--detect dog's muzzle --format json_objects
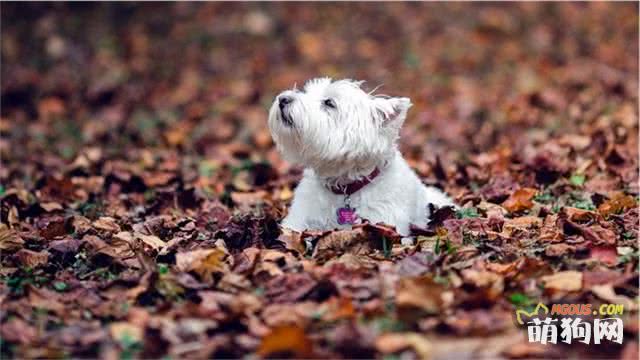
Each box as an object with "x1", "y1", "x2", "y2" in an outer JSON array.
[{"x1": 278, "y1": 95, "x2": 294, "y2": 126}]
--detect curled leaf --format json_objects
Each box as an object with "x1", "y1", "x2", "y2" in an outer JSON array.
[
  {"x1": 176, "y1": 247, "x2": 229, "y2": 282},
  {"x1": 598, "y1": 193, "x2": 637, "y2": 217},
  {"x1": 502, "y1": 188, "x2": 537, "y2": 213}
]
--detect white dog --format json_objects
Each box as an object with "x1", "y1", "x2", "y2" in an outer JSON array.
[{"x1": 268, "y1": 78, "x2": 454, "y2": 236}]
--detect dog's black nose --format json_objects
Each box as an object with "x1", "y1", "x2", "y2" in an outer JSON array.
[{"x1": 278, "y1": 95, "x2": 293, "y2": 109}]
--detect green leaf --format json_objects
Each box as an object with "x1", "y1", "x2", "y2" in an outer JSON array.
[
  {"x1": 404, "y1": 51, "x2": 420, "y2": 69},
  {"x1": 570, "y1": 174, "x2": 586, "y2": 187},
  {"x1": 533, "y1": 191, "x2": 553, "y2": 203},
  {"x1": 509, "y1": 292, "x2": 531, "y2": 306},
  {"x1": 198, "y1": 161, "x2": 217, "y2": 178},
  {"x1": 382, "y1": 237, "x2": 391, "y2": 258},
  {"x1": 53, "y1": 281, "x2": 68, "y2": 292},
  {"x1": 157, "y1": 263, "x2": 169, "y2": 275},
  {"x1": 456, "y1": 207, "x2": 479, "y2": 219},
  {"x1": 573, "y1": 198, "x2": 595, "y2": 211}
]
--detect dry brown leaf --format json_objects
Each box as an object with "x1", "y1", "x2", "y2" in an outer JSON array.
[
  {"x1": 477, "y1": 201, "x2": 507, "y2": 218},
  {"x1": 93, "y1": 217, "x2": 121, "y2": 233},
  {"x1": 545, "y1": 243, "x2": 574, "y2": 257},
  {"x1": 540, "y1": 270, "x2": 582, "y2": 292},
  {"x1": 27, "y1": 285, "x2": 65, "y2": 313},
  {"x1": 320, "y1": 297, "x2": 356, "y2": 321},
  {"x1": 501, "y1": 216, "x2": 542, "y2": 237},
  {"x1": 0, "y1": 224, "x2": 24, "y2": 251},
  {"x1": 7, "y1": 206, "x2": 19, "y2": 227},
  {"x1": 598, "y1": 193, "x2": 637, "y2": 217},
  {"x1": 14, "y1": 249, "x2": 49, "y2": 268},
  {"x1": 276, "y1": 228, "x2": 306, "y2": 254},
  {"x1": 396, "y1": 276, "x2": 447, "y2": 315},
  {"x1": 37, "y1": 215, "x2": 67, "y2": 240},
  {"x1": 582, "y1": 225, "x2": 617, "y2": 245},
  {"x1": 375, "y1": 332, "x2": 432, "y2": 359},
  {"x1": 312, "y1": 228, "x2": 376, "y2": 262},
  {"x1": 40, "y1": 202, "x2": 64, "y2": 212},
  {"x1": 502, "y1": 188, "x2": 537, "y2": 213},
  {"x1": 176, "y1": 247, "x2": 229, "y2": 282},
  {"x1": 84, "y1": 234, "x2": 135, "y2": 260},
  {"x1": 135, "y1": 233, "x2": 166, "y2": 251},
  {"x1": 257, "y1": 325, "x2": 313, "y2": 358},
  {"x1": 539, "y1": 214, "x2": 562, "y2": 242},
  {"x1": 562, "y1": 207, "x2": 599, "y2": 223},
  {"x1": 261, "y1": 303, "x2": 314, "y2": 327},
  {"x1": 461, "y1": 269, "x2": 504, "y2": 296}
]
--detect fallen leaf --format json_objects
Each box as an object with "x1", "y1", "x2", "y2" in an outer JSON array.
[
  {"x1": 175, "y1": 247, "x2": 229, "y2": 282},
  {"x1": 40, "y1": 202, "x2": 64, "y2": 212},
  {"x1": 540, "y1": 271, "x2": 582, "y2": 292},
  {"x1": 375, "y1": 332, "x2": 432, "y2": 359},
  {"x1": 84, "y1": 234, "x2": 135, "y2": 260},
  {"x1": 461, "y1": 269, "x2": 504, "y2": 294},
  {"x1": 589, "y1": 245, "x2": 618, "y2": 266},
  {"x1": 562, "y1": 207, "x2": 599, "y2": 223},
  {"x1": 581, "y1": 225, "x2": 617, "y2": 245},
  {"x1": 501, "y1": 216, "x2": 542, "y2": 237},
  {"x1": 135, "y1": 233, "x2": 166, "y2": 251},
  {"x1": 0, "y1": 224, "x2": 24, "y2": 251},
  {"x1": 49, "y1": 237, "x2": 82, "y2": 254},
  {"x1": 545, "y1": 243, "x2": 574, "y2": 257},
  {"x1": 93, "y1": 217, "x2": 121, "y2": 233},
  {"x1": 264, "y1": 272, "x2": 324, "y2": 303},
  {"x1": 276, "y1": 228, "x2": 306, "y2": 254},
  {"x1": 480, "y1": 176, "x2": 519, "y2": 203},
  {"x1": 539, "y1": 214, "x2": 562, "y2": 242},
  {"x1": 257, "y1": 325, "x2": 313, "y2": 358},
  {"x1": 0, "y1": 318, "x2": 38, "y2": 344},
  {"x1": 396, "y1": 276, "x2": 447, "y2": 315},
  {"x1": 396, "y1": 252, "x2": 435, "y2": 277},
  {"x1": 598, "y1": 193, "x2": 637, "y2": 217},
  {"x1": 312, "y1": 228, "x2": 372, "y2": 262},
  {"x1": 321, "y1": 297, "x2": 356, "y2": 321},
  {"x1": 14, "y1": 249, "x2": 49, "y2": 268},
  {"x1": 37, "y1": 215, "x2": 67, "y2": 240},
  {"x1": 502, "y1": 188, "x2": 537, "y2": 213}
]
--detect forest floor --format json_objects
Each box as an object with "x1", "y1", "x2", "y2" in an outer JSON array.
[{"x1": 1, "y1": 3, "x2": 638, "y2": 359}]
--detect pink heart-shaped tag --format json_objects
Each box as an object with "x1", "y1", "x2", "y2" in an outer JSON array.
[{"x1": 337, "y1": 207, "x2": 357, "y2": 225}]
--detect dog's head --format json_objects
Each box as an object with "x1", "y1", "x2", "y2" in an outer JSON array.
[{"x1": 268, "y1": 77, "x2": 412, "y2": 178}]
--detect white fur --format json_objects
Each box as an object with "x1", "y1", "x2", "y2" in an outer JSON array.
[{"x1": 268, "y1": 78, "x2": 455, "y2": 236}]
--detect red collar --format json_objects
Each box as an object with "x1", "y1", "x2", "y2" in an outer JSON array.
[{"x1": 327, "y1": 168, "x2": 381, "y2": 195}]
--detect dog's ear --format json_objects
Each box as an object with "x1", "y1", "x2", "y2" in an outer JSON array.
[{"x1": 374, "y1": 97, "x2": 412, "y2": 128}]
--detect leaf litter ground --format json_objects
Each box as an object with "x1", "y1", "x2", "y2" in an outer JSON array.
[{"x1": 1, "y1": 3, "x2": 638, "y2": 359}]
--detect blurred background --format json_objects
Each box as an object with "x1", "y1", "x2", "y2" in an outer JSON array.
[{"x1": 2, "y1": 3, "x2": 637, "y2": 194}]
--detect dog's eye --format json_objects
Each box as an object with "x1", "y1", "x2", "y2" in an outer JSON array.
[{"x1": 323, "y1": 99, "x2": 336, "y2": 109}]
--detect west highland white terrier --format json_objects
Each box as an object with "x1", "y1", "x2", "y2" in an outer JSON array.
[{"x1": 268, "y1": 78, "x2": 455, "y2": 236}]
